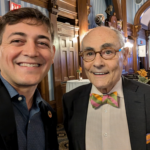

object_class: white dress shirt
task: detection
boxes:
[86,78,131,150]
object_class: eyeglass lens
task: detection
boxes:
[83,49,116,61]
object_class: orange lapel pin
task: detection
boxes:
[48,110,52,118]
[146,133,150,144]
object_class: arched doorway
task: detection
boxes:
[134,0,150,71]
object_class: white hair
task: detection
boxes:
[109,26,125,48]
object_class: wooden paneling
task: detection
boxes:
[50,13,63,123]
[112,0,122,20]
[38,75,49,102]
[57,1,76,11]
[58,0,76,7]
[54,21,79,123]
[59,35,77,81]
[69,51,74,76]
[22,0,48,8]
[62,51,68,80]
[77,0,89,79]
[121,0,127,38]
[57,0,77,19]
[61,82,66,95]
[60,36,69,81]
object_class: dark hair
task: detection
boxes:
[0,7,54,44]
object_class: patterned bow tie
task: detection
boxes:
[90,91,119,108]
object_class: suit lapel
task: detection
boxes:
[122,77,146,150]
[71,84,92,149]
[0,80,18,150]
[39,101,58,150]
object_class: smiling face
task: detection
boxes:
[82,27,128,93]
[0,19,55,89]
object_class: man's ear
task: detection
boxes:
[52,45,56,64]
[123,47,129,66]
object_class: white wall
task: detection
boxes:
[88,0,107,29]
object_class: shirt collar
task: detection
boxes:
[34,89,43,105]
[0,74,43,104]
[91,77,124,98]
[0,74,18,98]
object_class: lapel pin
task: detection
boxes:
[146,133,150,144]
[48,110,52,118]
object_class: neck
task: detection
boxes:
[15,86,37,110]
[0,74,37,110]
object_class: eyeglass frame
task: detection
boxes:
[79,47,123,62]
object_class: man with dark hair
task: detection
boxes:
[63,26,150,150]
[0,7,58,150]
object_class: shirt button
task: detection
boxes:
[18,97,22,101]
[104,133,108,137]
[29,120,30,123]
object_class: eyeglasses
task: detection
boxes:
[79,48,120,62]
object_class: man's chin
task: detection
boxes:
[94,84,111,93]
[16,80,40,87]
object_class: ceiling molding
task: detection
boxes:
[59,0,76,7]
[58,7,77,17]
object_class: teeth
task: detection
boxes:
[94,73,107,75]
[19,63,39,67]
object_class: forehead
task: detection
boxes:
[83,27,120,49]
[4,19,50,36]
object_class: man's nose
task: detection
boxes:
[22,41,39,57]
[93,52,105,67]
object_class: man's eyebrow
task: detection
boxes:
[100,43,114,49]
[84,47,94,51]
[8,33,50,42]
[37,35,50,41]
[8,32,26,39]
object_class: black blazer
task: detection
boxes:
[0,79,58,150]
[63,77,150,150]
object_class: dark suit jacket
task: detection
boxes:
[0,79,58,150]
[63,77,150,150]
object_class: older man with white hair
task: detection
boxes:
[63,26,150,150]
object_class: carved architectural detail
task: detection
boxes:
[132,24,142,38]
[48,0,59,15]
[57,21,79,37]
[87,4,91,16]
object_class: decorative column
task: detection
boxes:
[131,24,141,72]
